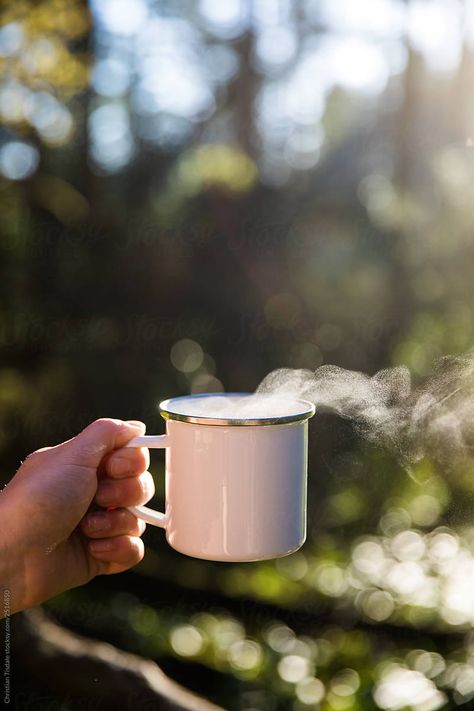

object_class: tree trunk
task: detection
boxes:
[11,608,224,711]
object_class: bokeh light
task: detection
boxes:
[170,339,204,373]
[296,677,325,705]
[170,624,205,657]
[227,639,263,672]
[277,654,312,683]
[374,665,446,711]
[0,141,39,180]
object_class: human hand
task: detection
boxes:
[0,419,154,614]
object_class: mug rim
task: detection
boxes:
[159,392,316,427]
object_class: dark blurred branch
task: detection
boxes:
[453,8,474,140]
[12,608,224,711]
[228,31,258,157]
[394,42,424,191]
[90,571,466,650]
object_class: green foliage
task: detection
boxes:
[2,1,474,709]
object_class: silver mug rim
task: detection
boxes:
[159,392,316,427]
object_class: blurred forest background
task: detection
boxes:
[1,0,474,709]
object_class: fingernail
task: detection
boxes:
[126,420,145,430]
[90,539,114,554]
[86,512,111,532]
[95,481,117,506]
[110,457,131,477]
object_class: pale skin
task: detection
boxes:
[0,418,154,616]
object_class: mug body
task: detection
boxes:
[164,418,308,562]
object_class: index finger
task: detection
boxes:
[102,446,150,479]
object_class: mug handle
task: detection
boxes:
[124,434,170,528]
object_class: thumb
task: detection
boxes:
[64,418,146,469]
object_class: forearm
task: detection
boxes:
[0,488,27,616]
[0,487,67,615]
[0,566,24,618]
[0,472,60,615]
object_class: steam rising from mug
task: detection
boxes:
[257,355,474,464]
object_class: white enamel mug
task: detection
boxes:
[125,393,315,562]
